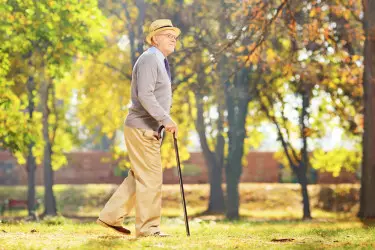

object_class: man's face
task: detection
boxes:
[153,29,178,56]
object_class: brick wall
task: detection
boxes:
[0,151,359,185]
[241,152,280,182]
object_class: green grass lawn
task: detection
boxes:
[1,217,374,249]
[0,183,372,249]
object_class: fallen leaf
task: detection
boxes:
[271,238,295,242]
[1,229,7,233]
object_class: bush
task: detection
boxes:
[315,185,360,212]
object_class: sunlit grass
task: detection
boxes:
[0,217,374,250]
[0,183,372,249]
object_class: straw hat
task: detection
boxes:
[146,19,181,45]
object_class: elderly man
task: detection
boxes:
[96,19,180,238]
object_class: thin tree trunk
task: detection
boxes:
[359,0,375,219]
[135,0,146,57]
[299,90,312,219]
[259,85,312,220]
[195,91,225,213]
[123,4,136,67]
[41,79,56,216]
[26,74,37,220]
[27,149,37,218]
[123,0,146,67]
[296,164,311,219]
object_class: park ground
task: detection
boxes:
[0,183,374,249]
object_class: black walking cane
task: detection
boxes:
[158,125,190,236]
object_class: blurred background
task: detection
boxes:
[0,0,374,222]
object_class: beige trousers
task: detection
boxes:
[99,126,162,237]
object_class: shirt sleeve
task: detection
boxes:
[136,57,173,125]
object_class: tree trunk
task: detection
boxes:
[27,149,37,219]
[41,79,57,216]
[209,95,226,213]
[123,4,136,66]
[207,163,225,213]
[263,87,312,220]
[296,164,311,220]
[124,0,145,67]
[359,0,375,219]
[299,90,312,219]
[224,69,249,220]
[135,0,146,57]
[195,92,225,213]
[225,168,240,220]
[26,75,37,220]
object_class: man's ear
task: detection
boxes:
[151,36,158,46]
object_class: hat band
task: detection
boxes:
[153,25,173,32]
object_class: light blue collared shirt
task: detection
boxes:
[147,46,165,64]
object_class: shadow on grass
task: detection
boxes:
[83,235,138,249]
[62,215,98,223]
[82,238,125,249]
[360,218,375,228]
[97,235,126,240]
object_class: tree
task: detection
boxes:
[219,0,288,219]
[171,0,287,218]
[0,78,38,219]
[251,0,363,219]
[1,0,106,216]
[0,2,43,219]
[359,0,375,219]
[177,0,227,214]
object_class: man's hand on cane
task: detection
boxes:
[164,120,178,138]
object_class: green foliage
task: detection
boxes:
[0,0,107,170]
[0,81,34,153]
[311,147,361,177]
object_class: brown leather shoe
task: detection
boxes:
[96,219,131,235]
